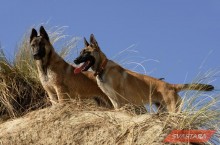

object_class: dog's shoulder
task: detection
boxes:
[107,60,124,73]
[81,71,97,82]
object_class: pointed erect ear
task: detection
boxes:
[84,37,89,47]
[90,34,99,47]
[39,26,49,42]
[30,28,38,43]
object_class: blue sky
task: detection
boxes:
[0,0,220,89]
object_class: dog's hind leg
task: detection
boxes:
[164,91,182,113]
[162,91,178,113]
[175,93,182,113]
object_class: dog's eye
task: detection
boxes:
[31,44,35,47]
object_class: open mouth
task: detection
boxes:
[74,53,95,74]
[74,60,92,74]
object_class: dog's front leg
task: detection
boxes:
[111,98,120,109]
[55,86,70,103]
[47,91,59,105]
[44,87,59,105]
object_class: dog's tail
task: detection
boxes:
[173,83,214,92]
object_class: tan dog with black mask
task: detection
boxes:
[30,26,112,108]
[74,34,214,113]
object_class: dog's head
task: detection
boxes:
[74,34,102,74]
[30,26,51,60]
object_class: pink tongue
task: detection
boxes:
[74,61,89,74]
[74,67,83,74]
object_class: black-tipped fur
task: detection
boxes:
[40,26,49,42]
[30,29,38,43]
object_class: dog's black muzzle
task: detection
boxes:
[33,47,46,60]
[74,55,84,65]
[74,53,91,64]
[74,53,95,71]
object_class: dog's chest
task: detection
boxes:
[96,76,111,94]
[96,76,121,108]
[39,69,59,85]
[96,76,116,99]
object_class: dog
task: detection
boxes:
[74,34,214,113]
[30,26,112,108]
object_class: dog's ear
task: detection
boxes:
[90,34,99,48]
[39,26,50,42]
[30,28,38,43]
[84,37,89,47]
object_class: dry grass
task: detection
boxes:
[0,101,184,145]
[1,100,218,145]
[0,25,219,144]
[0,48,49,119]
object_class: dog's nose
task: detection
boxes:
[74,59,79,64]
[33,51,39,57]
[33,51,41,60]
[33,50,39,56]
[32,52,38,58]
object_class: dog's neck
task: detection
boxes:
[94,52,108,78]
[36,46,62,81]
[35,50,52,80]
